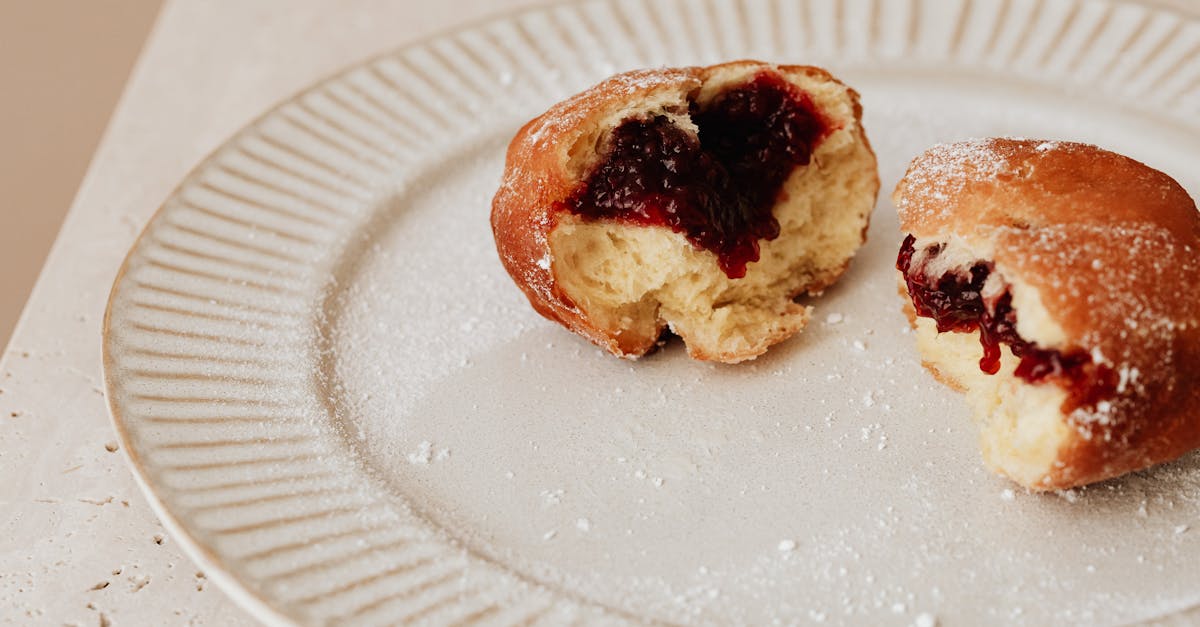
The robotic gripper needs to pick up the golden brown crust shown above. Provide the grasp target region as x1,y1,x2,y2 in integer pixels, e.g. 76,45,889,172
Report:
894,138,1200,488
492,61,876,361
491,68,698,357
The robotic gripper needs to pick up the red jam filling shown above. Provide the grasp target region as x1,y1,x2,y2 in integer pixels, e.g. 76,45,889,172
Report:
897,235,1116,408
558,72,832,279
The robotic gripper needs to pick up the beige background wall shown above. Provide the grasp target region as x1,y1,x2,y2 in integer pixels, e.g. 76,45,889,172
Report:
0,0,162,348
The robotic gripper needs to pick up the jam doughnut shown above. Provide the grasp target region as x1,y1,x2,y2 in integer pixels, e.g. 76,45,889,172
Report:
894,138,1200,489
492,61,878,363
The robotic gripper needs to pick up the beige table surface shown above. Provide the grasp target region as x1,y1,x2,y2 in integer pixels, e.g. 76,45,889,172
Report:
0,1,542,624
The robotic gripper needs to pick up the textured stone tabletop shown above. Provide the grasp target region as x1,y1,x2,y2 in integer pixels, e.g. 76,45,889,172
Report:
0,1,539,624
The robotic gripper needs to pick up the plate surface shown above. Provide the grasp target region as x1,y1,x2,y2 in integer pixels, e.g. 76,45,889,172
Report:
103,0,1200,624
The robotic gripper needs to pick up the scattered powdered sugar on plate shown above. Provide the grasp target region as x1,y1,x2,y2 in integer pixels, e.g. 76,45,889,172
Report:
540,488,565,506
405,440,451,465
405,440,433,465
292,65,1200,626
914,611,938,627
895,138,1014,223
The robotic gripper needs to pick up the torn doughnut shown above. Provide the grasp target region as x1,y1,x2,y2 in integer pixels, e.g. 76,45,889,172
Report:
895,138,1200,489
491,61,878,363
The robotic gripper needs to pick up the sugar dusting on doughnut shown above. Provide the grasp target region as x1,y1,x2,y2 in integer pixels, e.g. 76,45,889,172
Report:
493,61,878,363
894,138,1200,489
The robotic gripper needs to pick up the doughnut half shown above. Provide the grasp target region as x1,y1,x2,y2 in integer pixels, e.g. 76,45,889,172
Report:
894,138,1200,489
492,61,878,363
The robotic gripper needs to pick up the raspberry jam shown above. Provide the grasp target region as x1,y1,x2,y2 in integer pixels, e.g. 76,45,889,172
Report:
897,235,1116,408
559,72,831,279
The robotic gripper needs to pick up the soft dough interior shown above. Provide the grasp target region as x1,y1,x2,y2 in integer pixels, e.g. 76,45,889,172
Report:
912,316,1071,488
548,71,876,363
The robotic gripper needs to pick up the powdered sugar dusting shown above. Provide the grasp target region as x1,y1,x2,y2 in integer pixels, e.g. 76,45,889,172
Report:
304,55,1200,627
406,440,433,465
895,138,1014,226
516,68,695,156
895,138,1121,231
1009,221,1200,433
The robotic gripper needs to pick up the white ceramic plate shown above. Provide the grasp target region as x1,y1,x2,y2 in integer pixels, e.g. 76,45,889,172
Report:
103,0,1200,624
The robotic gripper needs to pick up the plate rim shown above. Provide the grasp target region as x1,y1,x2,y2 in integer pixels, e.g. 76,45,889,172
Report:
100,3,590,624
